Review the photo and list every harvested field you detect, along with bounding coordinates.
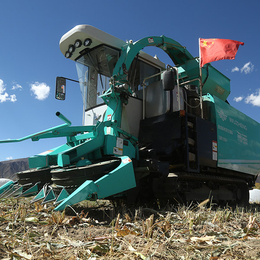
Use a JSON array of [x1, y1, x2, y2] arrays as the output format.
[[0, 198, 260, 259]]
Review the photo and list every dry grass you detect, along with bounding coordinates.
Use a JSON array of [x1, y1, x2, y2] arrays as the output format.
[[0, 198, 260, 259], [254, 183, 260, 190]]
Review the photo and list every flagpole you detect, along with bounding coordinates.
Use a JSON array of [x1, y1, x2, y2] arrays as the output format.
[[198, 38, 203, 119]]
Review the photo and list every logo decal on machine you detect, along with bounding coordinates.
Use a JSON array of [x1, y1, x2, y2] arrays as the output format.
[[148, 38, 154, 43], [217, 109, 227, 121]]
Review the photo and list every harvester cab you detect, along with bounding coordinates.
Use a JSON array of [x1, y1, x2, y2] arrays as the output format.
[[0, 25, 258, 209]]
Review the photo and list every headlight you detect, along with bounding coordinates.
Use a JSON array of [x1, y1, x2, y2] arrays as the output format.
[[84, 38, 92, 47], [65, 51, 72, 58], [68, 44, 75, 53], [74, 39, 82, 48]]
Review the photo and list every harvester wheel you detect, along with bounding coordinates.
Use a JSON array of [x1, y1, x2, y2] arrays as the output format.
[[51, 158, 121, 188]]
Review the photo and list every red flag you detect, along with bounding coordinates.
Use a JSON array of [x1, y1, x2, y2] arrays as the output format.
[[199, 38, 244, 67]]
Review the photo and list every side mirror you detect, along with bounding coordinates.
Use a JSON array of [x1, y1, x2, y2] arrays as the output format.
[[55, 77, 66, 100], [162, 70, 176, 91]]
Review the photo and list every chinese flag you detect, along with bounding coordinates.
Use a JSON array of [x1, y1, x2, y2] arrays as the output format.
[[199, 38, 244, 67]]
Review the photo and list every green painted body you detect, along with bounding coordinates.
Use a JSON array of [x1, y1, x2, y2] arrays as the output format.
[[207, 95, 260, 176], [25, 117, 137, 169], [54, 155, 135, 211]]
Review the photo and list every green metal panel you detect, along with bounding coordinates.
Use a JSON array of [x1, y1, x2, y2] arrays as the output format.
[[95, 156, 136, 199], [103, 135, 136, 158], [202, 65, 230, 101], [57, 154, 70, 167], [214, 95, 260, 176], [183, 59, 199, 78], [54, 180, 98, 211], [202, 94, 217, 124], [8, 186, 23, 198], [103, 97, 122, 136], [54, 156, 136, 211], [54, 188, 70, 205], [29, 155, 50, 169], [0, 180, 14, 195], [178, 61, 230, 101], [42, 189, 56, 204], [20, 183, 40, 197], [31, 185, 47, 203]]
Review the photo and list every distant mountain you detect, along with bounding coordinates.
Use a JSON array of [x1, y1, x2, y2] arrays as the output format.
[[0, 158, 29, 180]]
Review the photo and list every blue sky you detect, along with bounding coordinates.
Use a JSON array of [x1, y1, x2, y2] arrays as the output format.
[[0, 0, 259, 161]]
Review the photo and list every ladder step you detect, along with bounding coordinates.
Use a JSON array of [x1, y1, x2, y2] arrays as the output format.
[[189, 152, 196, 162], [187, 121, 194, 128], [188, 138, 195, 146]]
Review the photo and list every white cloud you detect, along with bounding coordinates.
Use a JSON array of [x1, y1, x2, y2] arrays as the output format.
[[0, 92, 9, 103], [0, 79, 6, 94], [231, 67, 239, 72], [234, 96, 243, 102], [0, 79, 17, 103], [241, 62, 254, 74], [245, 89, 260, 106], [12, 84, 22, 90], [30, 82, 50, 100], [10, 94, 17, 102], [6, 156, 13, 160], [231, 62, 254, 74]]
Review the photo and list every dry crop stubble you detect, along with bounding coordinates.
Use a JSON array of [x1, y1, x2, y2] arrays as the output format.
[[0, 198, 260, 259]]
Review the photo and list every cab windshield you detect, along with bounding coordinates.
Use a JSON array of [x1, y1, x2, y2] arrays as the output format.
[[75, 44, 161, 111], [75, 45, 120, 110]]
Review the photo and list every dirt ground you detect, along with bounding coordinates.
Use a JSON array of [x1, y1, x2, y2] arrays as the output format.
[[0, 198, 260, 259]]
